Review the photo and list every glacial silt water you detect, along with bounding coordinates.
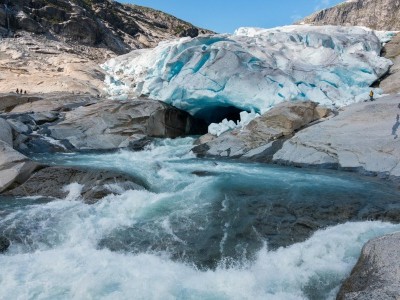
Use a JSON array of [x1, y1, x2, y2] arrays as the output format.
[[1, 138, 400, 299]]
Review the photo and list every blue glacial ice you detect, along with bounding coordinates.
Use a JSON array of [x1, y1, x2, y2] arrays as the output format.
[[102, 25, 393, 119]]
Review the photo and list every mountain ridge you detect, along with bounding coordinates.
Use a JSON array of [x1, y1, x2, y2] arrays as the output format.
[[0, 0, 213, 54], [298, 0, 400, 31]]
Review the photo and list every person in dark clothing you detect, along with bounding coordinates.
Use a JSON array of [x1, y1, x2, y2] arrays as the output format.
[[24, 90, 27, 94], [16, 88, 19, 94]]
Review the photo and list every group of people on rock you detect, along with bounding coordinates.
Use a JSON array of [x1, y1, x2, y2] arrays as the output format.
[[15, 88, 27, 94]]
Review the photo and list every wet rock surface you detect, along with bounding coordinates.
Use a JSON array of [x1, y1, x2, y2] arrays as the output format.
[[338, 232, 400, 300], [4, 166, 146, 204]]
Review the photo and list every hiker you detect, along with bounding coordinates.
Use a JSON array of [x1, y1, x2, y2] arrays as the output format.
[[16, 88, 19, 94], [369, 90, 374, 101], [24, 90, 27, 94]]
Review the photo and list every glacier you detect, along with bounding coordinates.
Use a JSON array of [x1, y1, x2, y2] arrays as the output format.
[[102, 25, 393, 124]]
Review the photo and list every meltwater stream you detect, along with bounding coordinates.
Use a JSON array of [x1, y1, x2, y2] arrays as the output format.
[[1, 137, 400, 299]]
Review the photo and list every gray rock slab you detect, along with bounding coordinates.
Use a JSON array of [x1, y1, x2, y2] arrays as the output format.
[[337, 231, 400, 300], [0, 140, 39, 193], [48, 99, 205, 150], [274, 95, 400, 178]]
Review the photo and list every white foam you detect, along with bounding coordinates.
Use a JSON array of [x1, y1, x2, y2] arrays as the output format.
[[0, 221, 398, 299], [62, 183, 84, 201]]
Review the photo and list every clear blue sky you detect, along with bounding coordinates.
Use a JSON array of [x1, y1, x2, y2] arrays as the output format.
[[122, 0, 344, 33]]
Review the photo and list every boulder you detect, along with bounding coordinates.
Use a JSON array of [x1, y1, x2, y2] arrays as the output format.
[[6, 118, 31, 134], [0, 118, 13, 146], [193, 101, 330, 159], [273, 95, 400, 179], [30, 112, 59, 124], [47, 99, 206, 150], [0, 140, 40, 193], [4, 166, 146, 204], [337, 232, 400, 300]]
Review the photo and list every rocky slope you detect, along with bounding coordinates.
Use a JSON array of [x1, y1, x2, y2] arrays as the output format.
[[0, 0, 212, 53], [0, 0, 212, 95], [299, 0, 400, 31]]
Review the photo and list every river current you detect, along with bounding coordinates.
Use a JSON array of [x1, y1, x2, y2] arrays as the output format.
[[1, 137, 400, 299]]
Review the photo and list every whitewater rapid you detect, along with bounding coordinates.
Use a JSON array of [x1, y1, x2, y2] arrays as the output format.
[[1, 138, 400, 299]]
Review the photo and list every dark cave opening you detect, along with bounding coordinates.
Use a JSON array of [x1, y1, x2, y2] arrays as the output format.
[[194, 105, 245, 125]]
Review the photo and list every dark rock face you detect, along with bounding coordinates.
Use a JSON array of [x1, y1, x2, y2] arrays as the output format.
[[0, 0, 213, 54], [4, 166, 145, 204], [147, 106, 207, 138], [337, 232, 400, 300], [0, 236, 10, 253], [61, 17, 100, 45], [299, 0, 400, 31]]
